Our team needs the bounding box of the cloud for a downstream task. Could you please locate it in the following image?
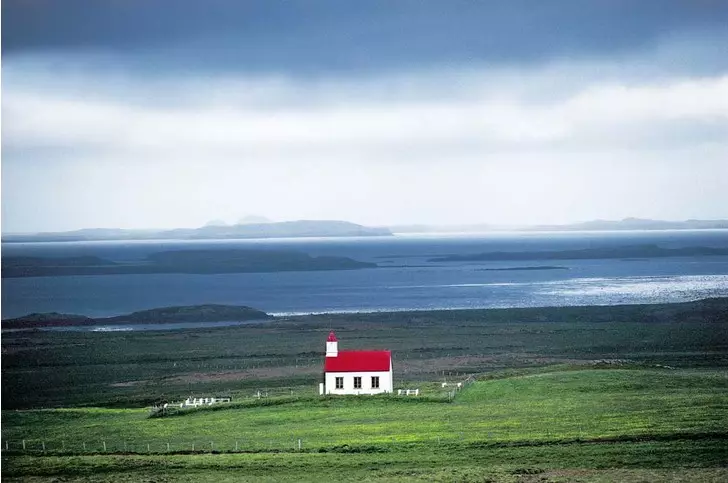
[4,66,727,163]
[4,0,728,74]
[2,15,727,232]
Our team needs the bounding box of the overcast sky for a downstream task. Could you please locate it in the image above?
[2,0,728,232]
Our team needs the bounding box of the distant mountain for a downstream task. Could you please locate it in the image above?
[2,220,392,243]
[7,218,725,243]
[2,249,377,278]
[163,220,392,240]
[389,218,728,233]
[2,304,272,329]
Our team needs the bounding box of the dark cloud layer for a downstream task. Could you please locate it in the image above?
[4,0,728,73]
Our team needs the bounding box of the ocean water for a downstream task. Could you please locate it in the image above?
[2,230,728,319]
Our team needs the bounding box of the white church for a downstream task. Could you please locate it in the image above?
[320,331,393,395]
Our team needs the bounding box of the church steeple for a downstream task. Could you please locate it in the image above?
[326,331,338,357]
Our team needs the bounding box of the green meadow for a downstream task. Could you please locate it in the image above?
[3,368,728,481]
[3,299,728,481]
[4,369,728,449]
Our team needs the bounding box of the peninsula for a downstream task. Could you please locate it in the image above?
[1,304,272,330]
[1,249,377,278]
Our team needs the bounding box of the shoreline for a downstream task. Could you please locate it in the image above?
[272,295,728,318]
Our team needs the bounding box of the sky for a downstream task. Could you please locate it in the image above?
[2,0,728,233]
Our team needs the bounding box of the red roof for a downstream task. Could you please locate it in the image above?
[327,331,338,342]
[324,350,391,372]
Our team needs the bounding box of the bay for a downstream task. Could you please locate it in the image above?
[3,230,728,319]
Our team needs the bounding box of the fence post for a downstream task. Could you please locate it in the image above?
[147,443,150,453]
[103,441,106,452]
[235,441,238,451]
[211,441,214,451]
[83,442,86,451]
[5,440,8,450]
[167,443,170,452]
[22,440,26,450]
[192,442,195,451]
[42,441,46,452]
[298,439,302,451]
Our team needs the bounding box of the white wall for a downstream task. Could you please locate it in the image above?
[324,370,393,395]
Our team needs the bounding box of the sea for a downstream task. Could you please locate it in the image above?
[3,230,728,323]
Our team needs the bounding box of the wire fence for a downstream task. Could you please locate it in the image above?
[2,438,315,454]
[0,428,571,455]
[153,371,477,412]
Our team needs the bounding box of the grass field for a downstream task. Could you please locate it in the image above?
[3,444,728,482]
[4,369,728,449]
[3,368,727,481]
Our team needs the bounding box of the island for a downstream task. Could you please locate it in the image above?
[1,304,273,330]
[429,244,728,262]
[476,266,570,271]
[1,249,377,278]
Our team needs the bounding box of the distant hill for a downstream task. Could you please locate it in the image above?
[162,220,391,240]
[1,249,377,278]
[2,304,272,329]
[389,218,728,233]
[2,220,392,243]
